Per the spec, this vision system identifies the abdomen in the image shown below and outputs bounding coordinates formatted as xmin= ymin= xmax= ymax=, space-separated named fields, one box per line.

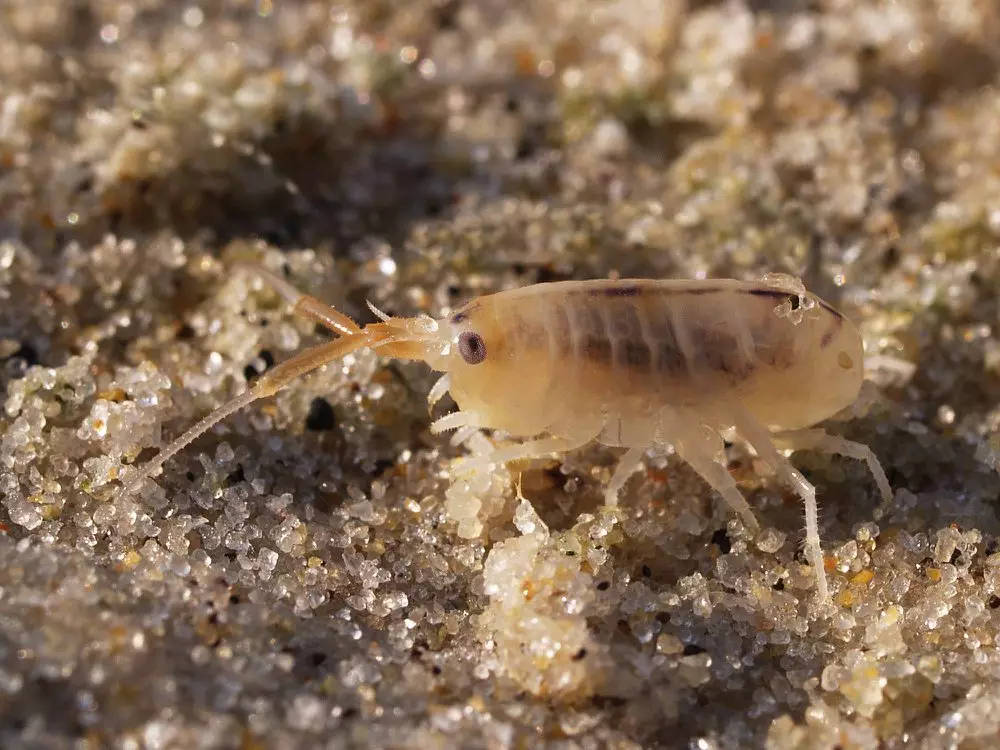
xmin=496 ymin=279 xmax=862 ymax=437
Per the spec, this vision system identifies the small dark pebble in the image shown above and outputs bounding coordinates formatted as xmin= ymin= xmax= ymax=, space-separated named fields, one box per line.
xmin=990 ymin=595 xmax=1000 ymax=609
xmin=16 ymin=343 xmax=37 ymax=360
xmin=2 ymin=342 xmax=39 ymax=381
xmin=683 ymin=644 xmax=706 ymax=656
xmin=225 ymin=465 xmax=245 ymax=486
xmin=596 ymin=581 xmax=610 ymax=591
xmin=305 ymin=397 xmax=336 ymax=431
xmin=243 ymin=350 xmax=275 ymax=380
xmin=710 ymin=528 xmax=732 ymax=554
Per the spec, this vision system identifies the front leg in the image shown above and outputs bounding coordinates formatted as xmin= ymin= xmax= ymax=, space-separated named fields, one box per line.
xmin=456 ymin=431 xmax=599 ymax=477
xmin=430 ymin=410 xmax=486 ymax=447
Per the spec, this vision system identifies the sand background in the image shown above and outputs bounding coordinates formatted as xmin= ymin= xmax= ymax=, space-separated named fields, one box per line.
xmin=3 ymin=1 xmax=1000 ymax=748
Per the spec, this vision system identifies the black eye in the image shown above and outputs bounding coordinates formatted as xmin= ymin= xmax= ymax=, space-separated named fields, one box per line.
xmin=458 ymin=331 xmax=486 ymax=364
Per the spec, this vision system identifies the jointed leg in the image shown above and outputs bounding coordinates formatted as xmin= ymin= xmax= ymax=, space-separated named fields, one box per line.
xmin=732 ymin=409 xmax=828 ymax=601
xmin=771 ymin=428 xmax=893 ymax=504
xmin=430 ymin=411 xmax=480 ymax=435
xmin=122 ymin=332 xmax=374 ymax=495
xmin=604 ymin=446 xmax=648 ymax=507
xmin=672 ymin=429 xmax=762 ymax=534
xmin=237 ymin=263 xmax=362 ymax=336
xmin=430 ymin=410 xmax=485 ymax=447
xmin=456 ymin=432 xmax=598 ymax=477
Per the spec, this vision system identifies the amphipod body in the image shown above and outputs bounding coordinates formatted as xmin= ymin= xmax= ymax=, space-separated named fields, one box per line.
xmin=124 ymin=267 xmax=892 ymax=603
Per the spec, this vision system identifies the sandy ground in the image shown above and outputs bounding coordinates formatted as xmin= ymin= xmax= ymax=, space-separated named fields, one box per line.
xmin=3 ymin=1 xmax=1000 ymax=748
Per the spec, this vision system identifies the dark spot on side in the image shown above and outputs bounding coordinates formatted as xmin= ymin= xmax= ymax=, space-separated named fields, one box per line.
xmin=682 ymin=643 xmax=706 ymax=656
xmin=713 ymin=350 xmax=755 ymax=381
xmin=596 ymin=580 xmax=611 ymax=591
xmin=690 ymin=327 xmax=754 ymax=382
xmin=620 ymin=340 xmax=652 ymax=368
xmin=582 ymin=335 xmax=614 ymax=363
xmin=748 ymin=288 xmax=792 ymax=302
xmin=305 ymin=397 xmax=336 ymax=431
xmin=590 ymin=284 xmax=641 ymax=298
xmin=450 ymin=303 xmax=479 ymax=325
xmin=820 ymin=315 xmax=843 ymax=349
xmin=572 ymin=648 xmax=588 ymax=661
xmin=990 ymin=595 xmax=1000 ymax=609
xmin=549 ymin=302 xmax=575 ymax=356
xmin=570 ymin=284 xmax=725 ymax=300
xmin=655 ymin=338 xmax=688 ymax=376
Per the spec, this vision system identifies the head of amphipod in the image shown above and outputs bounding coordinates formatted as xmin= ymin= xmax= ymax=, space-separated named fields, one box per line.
xmin=408 ymin=298 xmax=554 ymax=436
xmin=747 ymin=284 xmax=866 ymax=430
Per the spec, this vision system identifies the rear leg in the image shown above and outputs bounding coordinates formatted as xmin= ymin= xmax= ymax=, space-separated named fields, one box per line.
xmin=771 ymin=427 xmax=893 ymax=505
xmin=732 ymin=408 xmax=828 ymax=601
